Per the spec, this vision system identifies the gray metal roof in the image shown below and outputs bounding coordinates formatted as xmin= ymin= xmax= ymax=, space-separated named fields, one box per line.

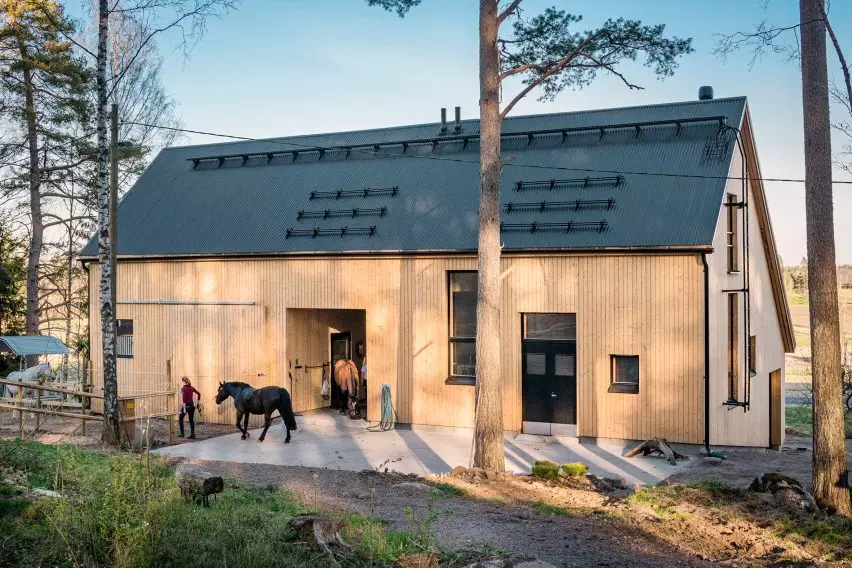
xmin=0 ymin=336 xmax=70 ymax=356
xmin=79 ymin=97 xmax=748 ymax=258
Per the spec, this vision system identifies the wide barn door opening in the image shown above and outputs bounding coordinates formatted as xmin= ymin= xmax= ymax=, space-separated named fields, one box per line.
xmin=286 ymin=309 xmax=366 ymax=414
xmin=522 ymin=313 xmax=577 ymax=437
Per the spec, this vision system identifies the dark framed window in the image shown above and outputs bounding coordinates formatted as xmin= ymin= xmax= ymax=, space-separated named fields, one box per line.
xmin=726 ymin=193 xmax=739 ymax=272
xmin=117 ymin=319 xmax=134 ymax=359
xmin=447 ymin=271 xmax=477 ymax=384
xmin=609 ymin=355 xmax=639 ymax=394
xmin=523 ymin=313 xmax=576 ymax=341
xmin=749 ymin=335 xmax=757 ymax=376
xmin=728 ymin=294 xmax=739 ymax=401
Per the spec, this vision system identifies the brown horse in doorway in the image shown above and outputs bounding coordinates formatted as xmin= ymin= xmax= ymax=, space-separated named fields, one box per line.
xmin=333 ymin=359 xmax=359 ymax=416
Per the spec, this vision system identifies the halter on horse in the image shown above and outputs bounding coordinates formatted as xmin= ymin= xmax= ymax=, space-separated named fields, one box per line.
xmin=215 ymin=381 xmax=297 ymax=443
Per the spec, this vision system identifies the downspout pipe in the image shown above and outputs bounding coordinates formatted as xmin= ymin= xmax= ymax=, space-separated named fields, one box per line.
xmin=702 ymin=252 xmax=727 ymax=459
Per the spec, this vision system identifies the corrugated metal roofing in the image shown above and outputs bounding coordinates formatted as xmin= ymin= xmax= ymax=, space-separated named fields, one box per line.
xmin=79 ymin=97 xmax=748 ymax=258
xmin=0 ymin=336 xmax=70 ymax=356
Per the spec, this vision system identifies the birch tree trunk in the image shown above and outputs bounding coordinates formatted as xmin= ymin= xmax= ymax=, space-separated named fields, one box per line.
xmin=97 ymin=0 xmax=120 ymax=444
xmin=800 ymin=0 xmax=851 ymax=516
xmin=473 ymin=0 xmax=505 ymax=472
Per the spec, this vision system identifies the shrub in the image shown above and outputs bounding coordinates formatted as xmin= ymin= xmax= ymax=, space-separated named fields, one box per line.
xmin=531 ymin=460 xmax=560 ymax=480
xmin=561 ymin=462 xmax=588 ymax=477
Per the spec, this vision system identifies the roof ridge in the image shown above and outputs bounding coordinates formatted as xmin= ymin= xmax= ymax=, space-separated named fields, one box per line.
xmin=163 ymin=96 xmax=748 ymax=152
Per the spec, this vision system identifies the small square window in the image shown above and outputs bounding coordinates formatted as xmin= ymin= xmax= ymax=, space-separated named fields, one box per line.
xmin=117 ymin=319 xmax=134 ymax=359
xmin=610 ymin=355 xmax=639 ymax=394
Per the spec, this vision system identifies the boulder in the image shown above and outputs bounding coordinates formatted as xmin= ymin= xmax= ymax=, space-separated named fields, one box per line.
xmin=31 ymin=488 xmax=61 ymax=499
xmin=748 ymin=472 xmax=817 ymax=512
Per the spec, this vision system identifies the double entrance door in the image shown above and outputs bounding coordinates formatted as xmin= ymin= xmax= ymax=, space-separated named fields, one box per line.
xmin=521 ymin=313 xmax=577 ymax=437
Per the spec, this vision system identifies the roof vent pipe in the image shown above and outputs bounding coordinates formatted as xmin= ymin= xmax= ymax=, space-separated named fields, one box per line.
xmin=698 ymin=86 xmax=714 ymax=101
xmin=440 ymin=108 xmax=448 ymax=133
xmin=453 ymin=106 xmax=462 ymax=133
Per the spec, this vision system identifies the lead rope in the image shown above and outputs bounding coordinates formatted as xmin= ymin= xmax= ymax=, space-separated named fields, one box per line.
xmin=366 ymin=384 xmax=395 ymax=432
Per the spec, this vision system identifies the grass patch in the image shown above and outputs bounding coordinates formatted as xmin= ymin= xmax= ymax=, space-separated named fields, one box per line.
xmin=786 ymin=405 xmax=852 ymax=437
xmin=794 ymin=330 xmax=812 ymax=349
xmin=533 ymin=502 xmax=574 ymax=517
xmin=561 ymin=462 xmax=588 ymax=477
xmin=0 ymin=440 xmax=447 ymax=567
xmin=789 ymin=295 xmax=809 ymax=306
xmin=775 ymin=516 xmax=852 ymax=560
xmin=531 ymin=460 xmax=560 ymax=480
xmin=432 ymin=482 xmax=465 ymax=496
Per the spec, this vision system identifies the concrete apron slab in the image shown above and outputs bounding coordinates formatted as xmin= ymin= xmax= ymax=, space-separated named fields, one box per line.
xmin=153 ymin=410 xmax=681 ymax=485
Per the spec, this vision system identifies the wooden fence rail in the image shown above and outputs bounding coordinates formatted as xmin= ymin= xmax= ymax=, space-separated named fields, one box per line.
xmin=0 ymin=378 xmax=104 ymax=400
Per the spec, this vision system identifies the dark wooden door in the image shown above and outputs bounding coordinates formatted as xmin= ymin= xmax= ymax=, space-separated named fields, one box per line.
xmin=522 ymin=340 xmax=576 ymax=427
xmin=770 ymin=369 xmax=782 ymax=447
xmin=330 ymin=332 xmax=351 ymax=409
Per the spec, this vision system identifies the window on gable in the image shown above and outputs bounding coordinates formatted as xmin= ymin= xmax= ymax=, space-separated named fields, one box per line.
xmin=117 ymin=319 xmax=134 ymax=359
xmin=728 ymin=294 xmax=739 ymax=401
xmin=447 ymin=272 xmax=477 ymax=383
xmin=749 ymin=335 xmax=757 ymax=376
xmin=726 ymin=193 xmax=739 ymax=272
xmin=609 ymin=355 xmax=639 ymax=394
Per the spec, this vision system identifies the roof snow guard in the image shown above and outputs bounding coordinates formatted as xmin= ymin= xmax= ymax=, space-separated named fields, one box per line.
xmin=79 ymin=97 xmax=750 ymax=258
xmin=0 ymin=336 xmax=70 ymax=356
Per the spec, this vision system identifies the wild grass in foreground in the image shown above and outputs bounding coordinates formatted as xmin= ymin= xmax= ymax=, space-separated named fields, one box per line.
xmin=0 ymin=440 xmax=470 ymax=568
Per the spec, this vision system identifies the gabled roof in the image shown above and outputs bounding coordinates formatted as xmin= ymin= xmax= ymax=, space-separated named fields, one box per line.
xmin=79 ymin=96 xmax=749 ymax=258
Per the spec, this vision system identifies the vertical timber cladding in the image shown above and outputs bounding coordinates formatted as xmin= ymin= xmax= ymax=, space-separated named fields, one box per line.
xmin=88 ymin=253 xmax=704 ymax=440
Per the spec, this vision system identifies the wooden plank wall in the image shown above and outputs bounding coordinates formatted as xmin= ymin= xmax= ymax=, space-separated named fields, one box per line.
xmin=89 ymin=253 xmax=707 ymax=442
xmin=707 ymin=145 xmax=786 ymax=447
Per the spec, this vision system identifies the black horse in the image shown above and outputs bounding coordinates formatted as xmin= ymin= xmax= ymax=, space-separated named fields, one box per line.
xmin=215 ymin=381 xmax=297 ymax=443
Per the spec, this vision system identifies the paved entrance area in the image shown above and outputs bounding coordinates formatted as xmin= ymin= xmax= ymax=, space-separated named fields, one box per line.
xmin=154 ymin=410 xmax=683 ymax=485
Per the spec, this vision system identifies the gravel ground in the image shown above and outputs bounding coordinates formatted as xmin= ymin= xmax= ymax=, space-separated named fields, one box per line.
xmin=174 ymin=458 xmax=719 ymax=568
xmin=668 ymin=435 xmax=852 ymax=491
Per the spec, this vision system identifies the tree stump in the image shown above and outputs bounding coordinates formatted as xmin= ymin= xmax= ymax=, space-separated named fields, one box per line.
xmin=175 ymin=464 xmax=224 ymax=506
xmin=290 ymin=514 xmax=350 ymax=562
xmin=625 ymin=437 xmax=688 ymax=466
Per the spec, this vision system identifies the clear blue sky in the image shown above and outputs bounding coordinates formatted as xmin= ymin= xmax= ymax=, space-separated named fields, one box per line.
xmin=79 ymin=0 xmax=852 ymax=264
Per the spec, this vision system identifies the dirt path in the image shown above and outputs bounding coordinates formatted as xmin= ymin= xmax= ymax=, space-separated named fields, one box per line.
xmin=668 ymin=436 xmax=852 ymax=490
xmin=175 ymin=458 xmax=806 ymax=568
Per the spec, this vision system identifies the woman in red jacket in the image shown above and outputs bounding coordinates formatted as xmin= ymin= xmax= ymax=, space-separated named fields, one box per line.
xmin=178 ymin=376 xmax=201 ymax=439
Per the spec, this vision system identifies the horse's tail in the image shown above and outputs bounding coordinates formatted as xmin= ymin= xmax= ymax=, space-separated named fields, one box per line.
xmin=280 ymin=389 xmax=297 ymax=431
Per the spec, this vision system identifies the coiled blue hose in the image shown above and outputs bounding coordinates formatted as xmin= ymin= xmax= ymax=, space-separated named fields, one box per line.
xmin=367 ymin=384 xmax=395 ymax=431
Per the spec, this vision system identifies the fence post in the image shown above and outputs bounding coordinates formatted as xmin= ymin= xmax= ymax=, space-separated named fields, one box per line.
xmin=17 ymin=377 xmax=23 ymax=439
xmin=167 ymin=360 xmax=174 ymax=444
xmin=35 ymin=378 xmax=43 ymax=431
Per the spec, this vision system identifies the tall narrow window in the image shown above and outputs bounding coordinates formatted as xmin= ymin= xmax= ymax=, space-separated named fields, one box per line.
xmin=749 ymin=335 xmax=757 ymax=376
xmin=448 ymin=272 xmax=477 ymax=380
xmin=726 ymin=193 xmax=739 ymax=272
xmin=727 ymin=294 xmax=738 ymax=401
xmin=117 ymin=319 xmax=134 ymax=359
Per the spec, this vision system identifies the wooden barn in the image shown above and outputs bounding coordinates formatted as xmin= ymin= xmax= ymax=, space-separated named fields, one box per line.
xmin=80 ymin=94 xmax=794 ymax=448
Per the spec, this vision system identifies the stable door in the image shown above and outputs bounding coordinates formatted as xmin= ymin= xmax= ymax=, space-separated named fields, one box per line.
xmin=521 ymin=313 xmax=578 ymax=437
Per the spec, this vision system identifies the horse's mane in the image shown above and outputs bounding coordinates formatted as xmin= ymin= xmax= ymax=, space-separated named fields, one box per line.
xmin=225 ymin=381 xmax=253 ymax=389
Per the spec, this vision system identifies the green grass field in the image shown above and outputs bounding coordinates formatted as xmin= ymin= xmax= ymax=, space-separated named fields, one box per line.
xmin=0 ymin=441 xmax=457 ymax=568
xmin=786 ymin=406 xmax=852 ymax=438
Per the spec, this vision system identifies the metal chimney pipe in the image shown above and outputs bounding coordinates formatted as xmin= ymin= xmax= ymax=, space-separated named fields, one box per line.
xmin=453 ymin=106 xmax=462 ymax=132
xmin=440 ymin=108 xmax=447 ymax=133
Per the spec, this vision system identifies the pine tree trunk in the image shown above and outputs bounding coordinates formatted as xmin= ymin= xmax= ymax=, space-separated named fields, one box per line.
xmin=473 ymin=0 xmax=505 ymax=472
xmin=17 ymin=22 xmax=42 ymax=356
xmin=97 ymin=0 xmax=120 ymax=445
xmin=800 ymin=0 xmax=852 ymax=516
